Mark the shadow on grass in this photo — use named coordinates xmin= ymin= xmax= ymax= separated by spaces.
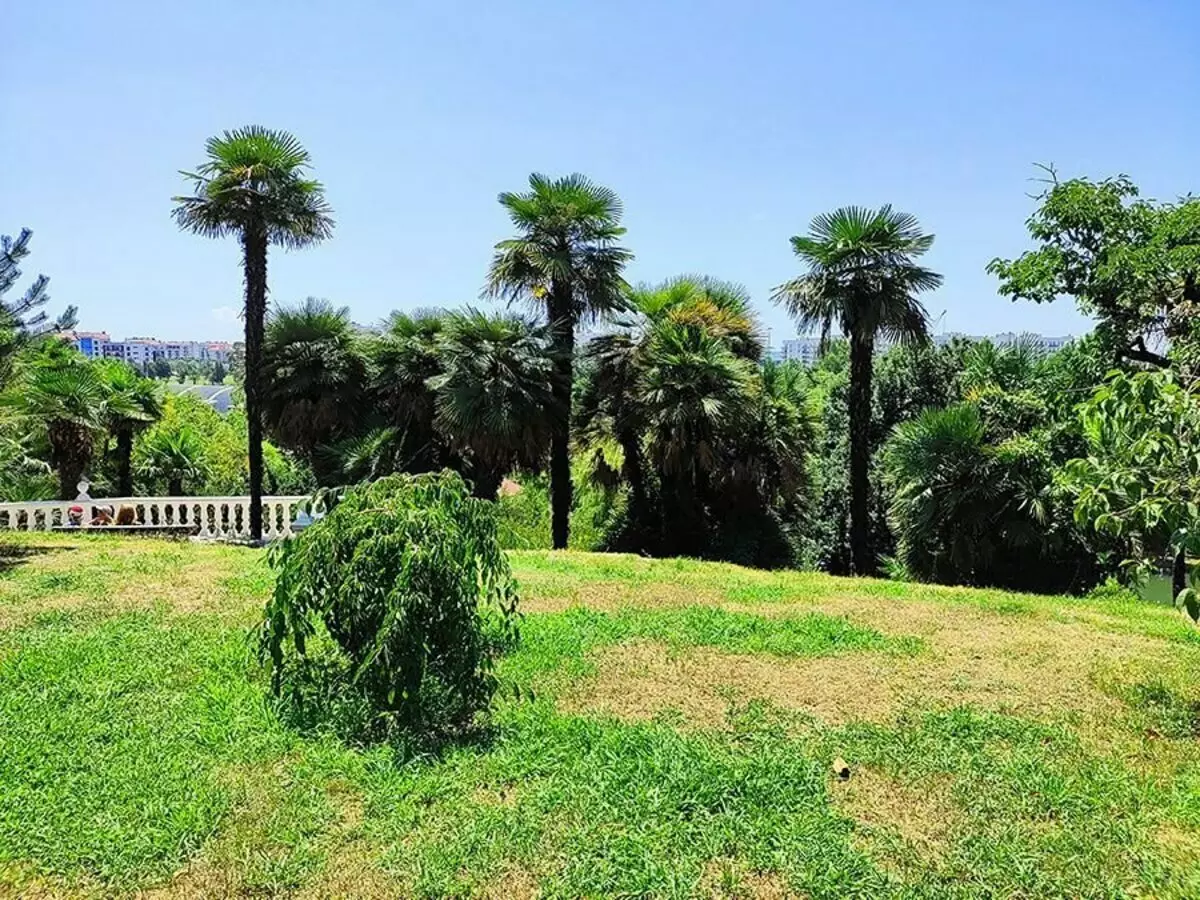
xmin=0 ymin=542 xmax=78 ymax=577
xmin=264 ymin=648 xmax=501 ymax=764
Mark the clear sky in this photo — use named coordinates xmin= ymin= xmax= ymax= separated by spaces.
xmin=6 ymin=0 xmax=1197 ymax=345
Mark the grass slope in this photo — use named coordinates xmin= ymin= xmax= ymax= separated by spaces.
xmin=0 ymin=535 xmax=1198 ymax=898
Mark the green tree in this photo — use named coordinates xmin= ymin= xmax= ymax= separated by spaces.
xmin=1 ymin=228 xmax=76 ymax=388
xmin=429 ymin=310 xmax=556 ymax=500
xmin=884 ymin=404 xmax=1048 ymax=586
xmin=1062 ymin=370 xmax=1200 ymax=615
xmin=485 ymin=173 xmax=633 ymax=549
xmin=211 ymin=360 xmax=228 ymax=383
xmin=95 ymin=360 xmax=163 ymax=496
xmin=135 ymin=423 xmax=210 ymax=496
xmin=173 ymin=126 xmax=334 ymax=539
xmin=260 ymin=471 xmax=519 ymax=743
xmin=10 ymin=359 xmax=115 ymax=499
xmin=578 ymin=277 xmax=756 ymax=519
xmin=773 ymin=206 xmax=942 ymax=575
xmin=576 ymin=275 xmax=812 ymax=564
xmin=262 ymin=297 xmax=366 ymax=474
xmin=343 ymin=310 xmax=453 ymax=482
xmin=988 ymin=169 xmax=1200 ymax=369
xmin=147 ymin=358 xmax=172 ymax=379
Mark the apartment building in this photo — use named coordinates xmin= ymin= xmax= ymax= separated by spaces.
xmin=63 ymin=333 xmax=233 ymax=364
xmin=770 ymin=332 xmax=1075 ymax=366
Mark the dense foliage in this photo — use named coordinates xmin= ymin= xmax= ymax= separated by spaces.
xmin=6 ymin=156 xmax=1200 ymax=620
xmin=259 ymin=471 xmax=520 ymax=741
xmin=1063 ymin=370 xmax=1200 ymax=618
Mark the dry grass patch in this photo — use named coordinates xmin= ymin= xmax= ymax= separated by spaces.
xmin=480 ymin=865 xmax=541 ymax=899
xmin=521 ymin=580 xmax=726 ymax=614
xmin=293 ymin=840 xmax=404 ymax=900
xmin=1155 ymin=822 xmax=1200 ymax=867
xmin=562 ymin=639 xmax=899 ymax=727
xmin=565 ymin=598 xmax=1189 ymax=733
xmin=0 ymin=543 xmax=265 ymax=630
xmin=829 ymin=767 xmax=960 ymax=872
xmin=695 ymin=858 xmax=799 ymax=899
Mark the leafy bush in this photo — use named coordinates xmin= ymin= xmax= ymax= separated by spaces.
xmin=259 ymin=471 xmax=519 ymax=744
xmin=1085 ymin=577 xmax=1141 ymax=606
xmin=497 ymin=468 xmax=622 ymax=551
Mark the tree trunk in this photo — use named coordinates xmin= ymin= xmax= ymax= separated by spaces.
xmin=547 ymin=285 xmax=574 ymax=550
xmin=849 ymin=333 xmax=876 ymax=576
xmin=168 ymin=477 xmax=184 ymax=497
xmin=1173 ymin=547 xmax=1187 ymax=601
xmin=471 ymin=466 xmax=503 ymax=501
xmin=51 ymin=425 xmax=88 ymax=501
xmin=116 ymin=429 xmax=134 ymax=496
xmin=619 ymin=429 xmax=647 ymax=521
xmin=58 ymin=464 xmax=78 ymax=503
xmin=242 ymin=226 xmax=269 ymax=541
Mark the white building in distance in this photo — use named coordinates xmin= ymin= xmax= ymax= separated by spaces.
xmin=62 ymin=332 xmax=234 ymax=364
xmin=770 ymin=331 xmax=1074 ymax=366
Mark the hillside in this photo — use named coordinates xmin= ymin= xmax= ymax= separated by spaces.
xmin=1 ymin=535 xmax=1198 ymax=898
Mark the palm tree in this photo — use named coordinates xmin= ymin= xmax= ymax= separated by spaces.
xmin=367 ymin=310 xmax=451 ymax=474
xmin=136 ymin=424 xmax=210 ymax=496
xmin=429 ymin=310 xmax=556 ymax=500
xmin=577 ymin=275 xmax=768 ymax=553
xmin=14 ymin=362 xmax=109 ymax=499
xmin=772 ymin=206 xmax=942 ymax=575
xmin=172 ymin=127 xmax=334 ymax=539
xmin=485 ymin=173 xmax=633 ymax=549
xmin=262 ymin=297 xmax=366 ymax=473
xmin=95 ymin=360 xmax=162 ymax=496
xmin=640 ymin=321 xmax=755 ymax=555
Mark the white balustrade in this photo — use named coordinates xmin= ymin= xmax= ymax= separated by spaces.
xmin=0 ymin=496 xmax=309 ymax=540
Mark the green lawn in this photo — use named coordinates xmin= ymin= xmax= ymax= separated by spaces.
xmin=1 ymin=535 xmax=1198 ymax=898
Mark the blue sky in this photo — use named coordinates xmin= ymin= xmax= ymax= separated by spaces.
xmin=7 ymin=0 xmax=1197 ymax=344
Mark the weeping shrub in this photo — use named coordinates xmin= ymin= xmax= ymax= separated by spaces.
xmin=258 ymin=470 xmax=519 ymax=744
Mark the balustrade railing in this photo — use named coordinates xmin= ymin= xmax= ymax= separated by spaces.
xmin=0 ymin=496 xmax=308 ymax=540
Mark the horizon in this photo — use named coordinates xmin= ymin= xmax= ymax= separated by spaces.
xmin=8 ymin=1 xmax=1197 ymax=344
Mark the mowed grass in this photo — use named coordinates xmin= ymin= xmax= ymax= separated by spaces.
xmin=0 ymin=537 xmax=1198 ymax=897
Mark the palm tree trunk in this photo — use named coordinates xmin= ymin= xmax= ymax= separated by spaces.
xmin=51 ymin=425 xmax=88 ymax=501
xmin=619 ymin=429 xmax=647 ymax=520
xmin=547 ymin=285 xmax=574 ymax=550
xmin=116 ymin=429 xmax=134 ymax=496
xmin=58 ymin=465 xmax=78 ymax=503
xmin=242 ymin=225 xmax=269 ymax=541
xmin=849 ymin=333 xmax=875 ymax=576
xmin=471 ymin=466 xmax=503 ymax=501
xmin=169 ymin=477 xmax=184 ymax=497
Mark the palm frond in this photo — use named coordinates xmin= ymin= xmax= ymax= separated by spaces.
xmin=172 ymin=126 xmax=335 ymax=250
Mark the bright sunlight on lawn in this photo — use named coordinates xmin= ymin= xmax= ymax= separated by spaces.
xmin=1 ymin=534 xmax=1199 ymax=898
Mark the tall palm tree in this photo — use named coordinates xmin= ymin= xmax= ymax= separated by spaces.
xmin=172 ymin=126 xmax=334 ymax=539
xmin=95 ymin=359 xmax=162 ymax=496
xmin=485 ymin=173 xmax=633 ymax=549
xmin=429 ymin=309 xmax=556 ymax=500
xmin=262 ymin=297 xmax=366 ymax=473
xmin=772 ymin=206 xmax=942 ymax=575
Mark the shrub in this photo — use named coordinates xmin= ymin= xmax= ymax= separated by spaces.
xmin=259 ymin=470 xmax=519 ymax=745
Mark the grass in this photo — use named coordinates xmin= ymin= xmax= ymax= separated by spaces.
xmin=0 ymin=535 xmax=1197 ymax=897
